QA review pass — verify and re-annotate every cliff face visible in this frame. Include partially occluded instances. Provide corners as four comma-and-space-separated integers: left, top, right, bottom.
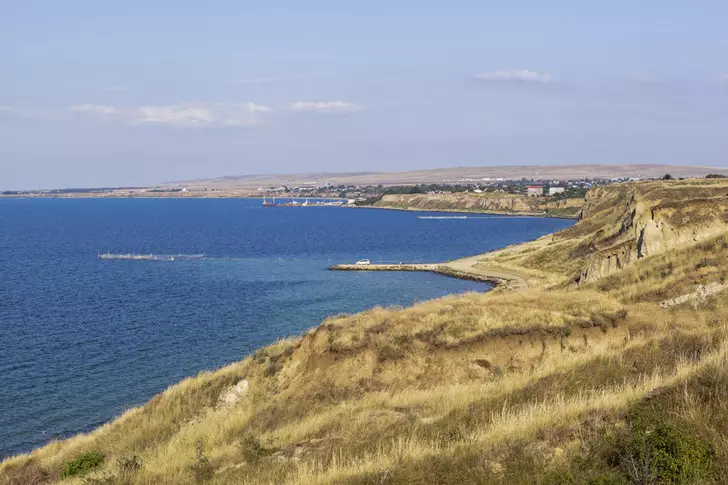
474, 179, 728, 286
373, 193, 583, 217
576, 181, 728, 283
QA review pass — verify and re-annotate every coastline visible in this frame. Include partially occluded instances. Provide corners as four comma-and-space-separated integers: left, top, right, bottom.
0, 194, 578, 220
330, 255, 530, 291
351, 203, 580, 220
9, 182, 728, 483
0, 195, 346, 201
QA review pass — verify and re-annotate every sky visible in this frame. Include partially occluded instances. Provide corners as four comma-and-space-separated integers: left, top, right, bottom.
2, 1, 727, 190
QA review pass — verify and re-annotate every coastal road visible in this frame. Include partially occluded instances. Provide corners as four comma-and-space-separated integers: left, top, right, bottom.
440, 255, 529, 291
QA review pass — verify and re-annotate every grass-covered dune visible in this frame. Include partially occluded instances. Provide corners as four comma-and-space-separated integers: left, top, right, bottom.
3, 179, 728, 485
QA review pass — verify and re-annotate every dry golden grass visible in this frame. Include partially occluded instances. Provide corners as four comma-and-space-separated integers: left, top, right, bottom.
4, 179, 728, 485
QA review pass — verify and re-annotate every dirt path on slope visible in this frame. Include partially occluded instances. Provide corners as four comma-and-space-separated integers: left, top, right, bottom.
440, 255, 530, 290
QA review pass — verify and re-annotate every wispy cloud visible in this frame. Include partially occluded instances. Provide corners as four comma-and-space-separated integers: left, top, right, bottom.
720, 73, 728, 84
69, 102, 272, 127
290, 101, 365, 115
474, 69, 554, 83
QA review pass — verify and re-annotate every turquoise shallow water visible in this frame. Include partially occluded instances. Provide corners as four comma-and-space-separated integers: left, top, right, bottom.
0, 198, 573, 458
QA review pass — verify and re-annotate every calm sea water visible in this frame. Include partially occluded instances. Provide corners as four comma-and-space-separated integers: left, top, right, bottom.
0, 198, 573, 458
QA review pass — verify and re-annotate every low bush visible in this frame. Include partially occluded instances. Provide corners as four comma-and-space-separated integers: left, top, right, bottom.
189, 440, 214, 483
239, 434, 277, 463
263, 360, 278, 377
61, 451, 105, 478
614, 411, 715, 484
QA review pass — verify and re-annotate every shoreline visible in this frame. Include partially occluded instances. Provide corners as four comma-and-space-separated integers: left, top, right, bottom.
352, 204, 580, 220
330, 257, 529, 291
0, 195, 578, 220
0, 195, 346, 201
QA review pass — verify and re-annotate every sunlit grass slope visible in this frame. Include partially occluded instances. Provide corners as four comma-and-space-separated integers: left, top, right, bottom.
3, 178, 728, 485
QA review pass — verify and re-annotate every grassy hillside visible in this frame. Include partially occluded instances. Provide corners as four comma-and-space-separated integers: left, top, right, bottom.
3, 179, 728, 485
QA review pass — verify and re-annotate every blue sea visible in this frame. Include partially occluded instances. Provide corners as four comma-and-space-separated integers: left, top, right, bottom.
0, 198, 573, 458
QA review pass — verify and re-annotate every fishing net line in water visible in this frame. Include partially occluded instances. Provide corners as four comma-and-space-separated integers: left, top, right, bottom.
96, 253, 333, 264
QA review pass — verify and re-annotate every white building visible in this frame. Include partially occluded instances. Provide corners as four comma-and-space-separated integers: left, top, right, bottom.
526, 185, 543, 197
548, 187, 565, 195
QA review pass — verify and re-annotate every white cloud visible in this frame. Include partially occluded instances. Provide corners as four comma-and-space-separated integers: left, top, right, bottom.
69, 102, 272, 127
720, 73, 728, 84
474, 69, 554, 83
71, 104, 121, 116
290, 100, 365, 115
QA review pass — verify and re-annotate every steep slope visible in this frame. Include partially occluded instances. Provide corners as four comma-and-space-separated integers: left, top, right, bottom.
3, 179, 728, 485
473, 179, 728, 287
577, 180, 728, 282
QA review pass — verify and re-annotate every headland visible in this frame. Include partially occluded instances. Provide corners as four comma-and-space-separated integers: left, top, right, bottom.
4, 178, 728, 485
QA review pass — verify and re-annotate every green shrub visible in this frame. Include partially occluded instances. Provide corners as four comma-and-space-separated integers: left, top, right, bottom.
615, 413, 715, 484
61, 451, 105, 478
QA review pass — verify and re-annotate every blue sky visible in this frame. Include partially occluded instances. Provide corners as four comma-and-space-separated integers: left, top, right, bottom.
2, 1, 727, 189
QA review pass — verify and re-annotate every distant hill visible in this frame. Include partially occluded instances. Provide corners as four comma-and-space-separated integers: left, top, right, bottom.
180, 164, 728, 188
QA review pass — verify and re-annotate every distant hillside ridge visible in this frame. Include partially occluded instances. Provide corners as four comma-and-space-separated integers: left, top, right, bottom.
182, 164, 728, 189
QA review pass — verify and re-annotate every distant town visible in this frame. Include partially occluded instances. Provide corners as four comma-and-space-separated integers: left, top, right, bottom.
7, 173, 726, 203
0, 169, 726, 201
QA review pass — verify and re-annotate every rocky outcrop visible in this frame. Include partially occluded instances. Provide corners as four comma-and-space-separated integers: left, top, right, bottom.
576, 181, 728, 283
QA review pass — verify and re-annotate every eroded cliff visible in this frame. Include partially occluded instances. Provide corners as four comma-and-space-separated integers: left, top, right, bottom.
372, 192, 583, 217
576, 181, 728, 282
